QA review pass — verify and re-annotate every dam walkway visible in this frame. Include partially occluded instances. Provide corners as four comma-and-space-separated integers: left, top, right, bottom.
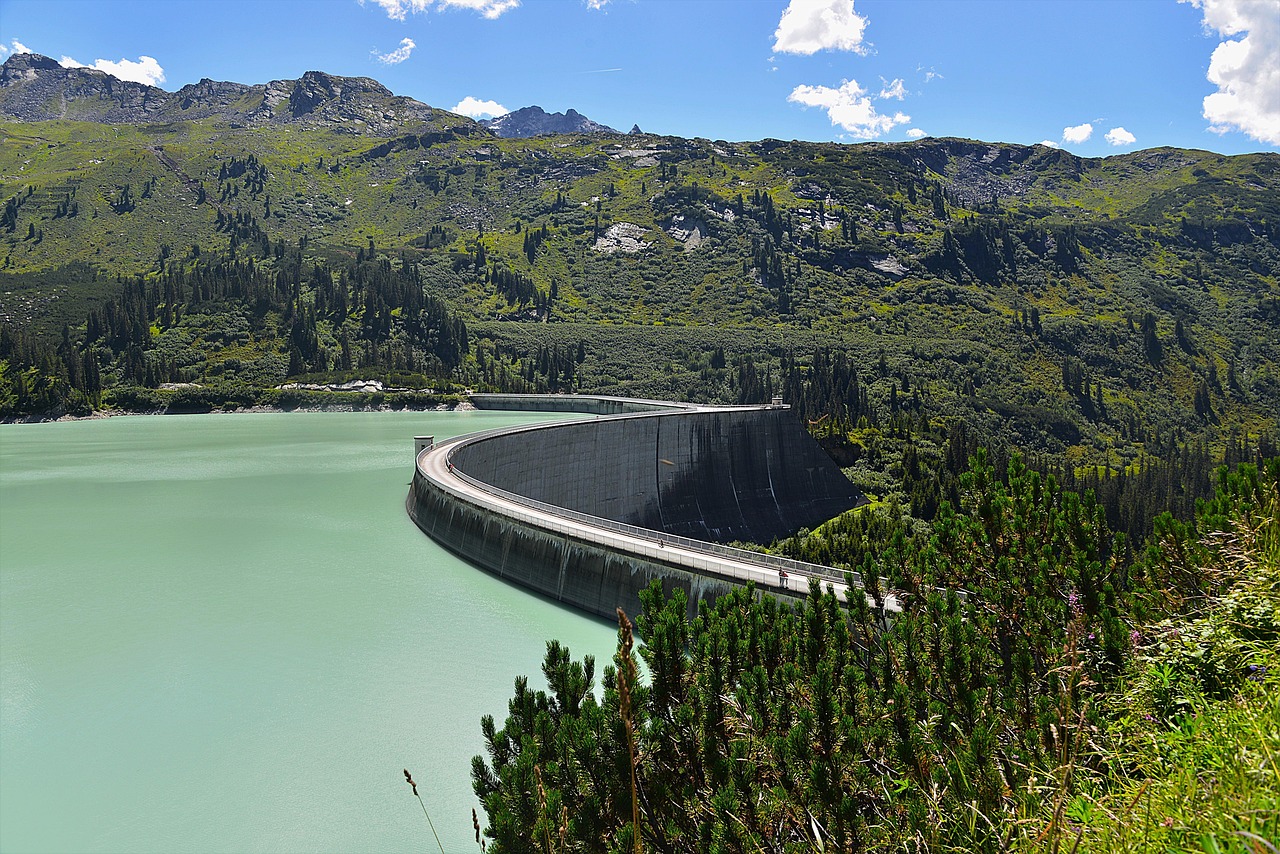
410, 396, 900, 620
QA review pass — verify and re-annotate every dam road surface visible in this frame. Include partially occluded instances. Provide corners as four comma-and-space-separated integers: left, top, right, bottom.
409, 394, 902, 620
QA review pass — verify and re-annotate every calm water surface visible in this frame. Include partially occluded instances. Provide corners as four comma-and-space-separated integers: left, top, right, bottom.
0, 410, 617, 853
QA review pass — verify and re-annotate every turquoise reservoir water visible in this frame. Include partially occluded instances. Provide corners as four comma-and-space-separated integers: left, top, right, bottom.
0, 411, 617, 853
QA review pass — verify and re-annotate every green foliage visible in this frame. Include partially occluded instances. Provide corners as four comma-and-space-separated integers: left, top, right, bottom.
1, 120, 1275, 539
472, 458, 1280, 853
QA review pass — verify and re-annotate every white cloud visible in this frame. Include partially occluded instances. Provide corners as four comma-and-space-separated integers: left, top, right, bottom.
585, 0, 611, 8
1039, 139, 1061, 148
1183, 0, 1280, 145
3, 39, 33, 58
773, 0, 869, 55
917, 64, 943, 83
906, 128, 927, 139
452, 96, 508, 118
59, 54, 165, 86
788, 79, 909, 138
878, 77, 907, 100
1105, 126, 1137, 146
373, 37, 416, 64
361, 0, 519, 20
1062, 122, 1094, 144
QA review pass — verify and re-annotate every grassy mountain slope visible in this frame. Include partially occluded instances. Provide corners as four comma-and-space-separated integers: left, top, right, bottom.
1, 59, 1276, 497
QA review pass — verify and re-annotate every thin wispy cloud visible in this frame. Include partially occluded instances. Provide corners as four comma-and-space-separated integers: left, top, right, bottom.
917, 65, 943, 83
373, 38, 416, 65
878, 77, 907, 100
773, 0, 869, 56
361, 0, 519, 21
579, 67, 623, 74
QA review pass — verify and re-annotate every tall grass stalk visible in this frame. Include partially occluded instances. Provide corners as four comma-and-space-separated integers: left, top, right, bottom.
403, 768, 446, 854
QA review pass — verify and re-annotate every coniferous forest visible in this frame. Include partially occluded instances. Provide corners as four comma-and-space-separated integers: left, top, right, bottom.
473, 458, 1279, 852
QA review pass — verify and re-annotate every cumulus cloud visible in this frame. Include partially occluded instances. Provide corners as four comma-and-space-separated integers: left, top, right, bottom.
905, 128, 927, 139
362, 0, 519, 20
585, 0, 611, 8
1105, 126, 1137, 146
59, 54, 165, 86
1039, 139, 1061, 148
788, 79, 909, 138
452, 96, 508, 118
1062, 122, 1094, 144
773, 0, 869, 55
1182, 0, 1279, 145
374, 37, 416, 64
878, 77, 907, 100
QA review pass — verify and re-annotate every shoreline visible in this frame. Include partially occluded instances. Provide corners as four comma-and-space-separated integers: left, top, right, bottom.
0, 399, 476, 425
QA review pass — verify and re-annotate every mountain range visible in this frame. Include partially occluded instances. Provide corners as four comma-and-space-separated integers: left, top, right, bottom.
1, 52, 1276, 493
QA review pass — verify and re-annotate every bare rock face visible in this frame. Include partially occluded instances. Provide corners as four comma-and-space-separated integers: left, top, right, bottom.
0, 52, 62, 80
666, 214, 708, 251
593, 222, 650, 254
173, 78, 254, 115
0, 53, 167, 122
482, 105, 618, 138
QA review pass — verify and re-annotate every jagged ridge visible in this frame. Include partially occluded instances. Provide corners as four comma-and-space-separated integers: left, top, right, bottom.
0, 53, 468, 136
482, 105, 617, 138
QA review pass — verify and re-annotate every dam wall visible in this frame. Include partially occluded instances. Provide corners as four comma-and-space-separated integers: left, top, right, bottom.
409, 474, 766, 622
450, 406, 862, 544
409, 397, 867, 621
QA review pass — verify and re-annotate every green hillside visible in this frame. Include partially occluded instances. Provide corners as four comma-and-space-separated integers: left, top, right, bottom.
1, 61, 1277, 538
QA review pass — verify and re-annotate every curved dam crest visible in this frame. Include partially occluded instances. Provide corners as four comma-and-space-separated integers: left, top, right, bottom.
408, 395, 867, 621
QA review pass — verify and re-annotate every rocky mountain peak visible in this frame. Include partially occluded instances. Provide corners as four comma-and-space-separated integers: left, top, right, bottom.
0, 52, 63, 80
0, 56, 466, 137
481, 104, 618, 138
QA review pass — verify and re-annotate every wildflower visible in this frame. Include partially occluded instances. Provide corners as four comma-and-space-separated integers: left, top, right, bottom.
1067, 591, 1082, 618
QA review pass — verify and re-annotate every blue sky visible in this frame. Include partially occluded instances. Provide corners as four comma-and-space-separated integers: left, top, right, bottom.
2, 0, 1276, 154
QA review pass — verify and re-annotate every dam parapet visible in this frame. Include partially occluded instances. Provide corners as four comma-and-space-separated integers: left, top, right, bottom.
409, 395, 876, 621
469, 393, 697, 415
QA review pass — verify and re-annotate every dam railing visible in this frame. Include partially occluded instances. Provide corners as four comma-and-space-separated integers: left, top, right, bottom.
436, 430, 864, 592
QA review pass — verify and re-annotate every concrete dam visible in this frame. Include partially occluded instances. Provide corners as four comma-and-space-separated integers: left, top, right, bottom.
407, 395, 869, 621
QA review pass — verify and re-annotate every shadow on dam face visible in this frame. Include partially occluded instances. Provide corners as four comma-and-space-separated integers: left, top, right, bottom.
409, 397, 866, 622
450, 405, 863, 544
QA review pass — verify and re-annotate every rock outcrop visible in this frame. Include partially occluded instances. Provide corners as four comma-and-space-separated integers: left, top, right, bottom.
0, 53, 468, 136
481, 105, 617, 138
